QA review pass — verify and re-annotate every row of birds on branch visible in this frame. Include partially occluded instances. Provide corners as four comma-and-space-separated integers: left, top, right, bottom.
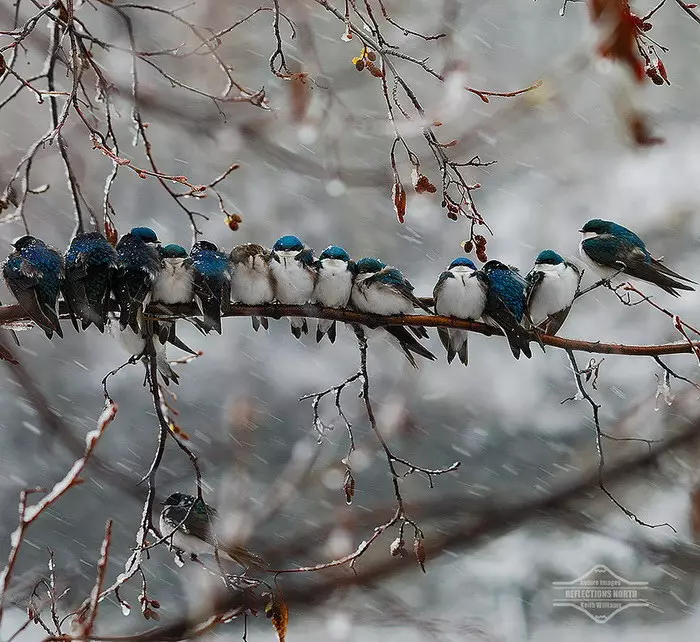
1, 219, 695, 373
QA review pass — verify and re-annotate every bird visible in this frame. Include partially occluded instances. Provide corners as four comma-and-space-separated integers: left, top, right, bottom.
525, 250, 582, 336
351, 257, 436, 368
3, 235, 64, 339
579, 219, 695, 296
189, 240, 230, 334
119, 321, 180, 386
433, 257, 487, 366
312, 245, 353, 343
229, 243, 274, 332
159, 492, 266, 569
62, 231, 119, 333
269, 235, 316, 339
480, 260, 532, 359
113, 227, 161, 333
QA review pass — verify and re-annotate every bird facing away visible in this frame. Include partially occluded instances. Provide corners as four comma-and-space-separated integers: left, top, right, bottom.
313, 245, 353, 343
269, 235, 316, 339
525, 250, 582, 336
481, 260, 532, 359
159, 492, 266, 570
433, 257, 487, 366
579, 219, 695, 296
351, 257, 436, 368
62, 231, 119, 333
190, 240, 231, 335
3, 236, 64, 339
229, 243, 274, 332
113, 227, 161, 333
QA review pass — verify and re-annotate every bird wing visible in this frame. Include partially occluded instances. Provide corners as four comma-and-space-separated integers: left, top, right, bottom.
432, 270, 453, 304
524, 269, 544, 313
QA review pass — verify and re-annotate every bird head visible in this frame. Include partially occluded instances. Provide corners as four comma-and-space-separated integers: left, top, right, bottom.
482, 260, 510, 274
160, 244, 188, 259
448, 257, 477, 271
319, 245, 350, 262
11, 235, 39, 251
353, 257, 386, 276
534, 250, 564, 265
579, 219, 613, 237
129, 227, 159, 244
192, 240, 219, 253
161, 492, 192, 507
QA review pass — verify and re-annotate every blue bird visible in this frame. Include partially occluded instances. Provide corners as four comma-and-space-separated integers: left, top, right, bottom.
113, 227, 161, 333
313, 245, 353, 343
525, 250, 581, 336
3, 236, 64, 339
351, 257, 435, 368
481, 260, 532, 359
269, 235, 316, 339
579, 219, 695, 296
433, 257, 487, 366
62, 231, 119, 333
190, 240, 230, 335
229, 243, 274, 332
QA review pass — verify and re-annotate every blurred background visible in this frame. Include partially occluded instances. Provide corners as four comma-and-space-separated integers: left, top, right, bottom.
2, 0, 700, 640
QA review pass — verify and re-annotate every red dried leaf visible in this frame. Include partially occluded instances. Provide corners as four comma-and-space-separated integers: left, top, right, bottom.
104, 217, 118, 247
392, 181, 407, 223
414, 537, 426, 572
266, 593, 289, 642
343, 469, 355, 505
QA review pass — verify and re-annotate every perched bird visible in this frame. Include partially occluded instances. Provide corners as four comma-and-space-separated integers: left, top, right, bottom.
3, 236, 64, 339
119, 321, 180, 386
579, 219, 695, 296
190, 240, 230, 334
113, 227, 161, 333
433, 257, 487, 366
525, 250, 581, 336
62, 231, 119, 333
152, 244, 194, 306
229, 243, 274, 332
481, 260, 532, 359
269, 235, 316, 339
159, 492, 266, 569
313, 245, 353, 343
351, 257, 436, 368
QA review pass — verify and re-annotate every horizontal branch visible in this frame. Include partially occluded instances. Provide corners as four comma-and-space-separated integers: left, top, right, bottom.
0, 302, 697, 358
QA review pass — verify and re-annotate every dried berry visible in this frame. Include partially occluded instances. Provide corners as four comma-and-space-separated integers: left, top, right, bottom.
355, 59, 365, 72
462, 240, 474, 253
366, 50, 377, 62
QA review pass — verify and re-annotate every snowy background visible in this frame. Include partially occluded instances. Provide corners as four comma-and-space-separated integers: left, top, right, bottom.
2, 0, 700, 640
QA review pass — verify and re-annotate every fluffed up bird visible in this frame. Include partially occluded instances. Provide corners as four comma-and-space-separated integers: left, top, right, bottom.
579, 219, 695, 296
351, 257, 436, 368
159, 492, 266, 569
269, 235, 316, 339
481, 260, 532, 359
433, 257, 487, 366
313, 245, 353, 343
113, 227, 161, 333
525, 250, 581, 336
3, 236, 64, 339
62, 231, 119, 333
229, 243, 274, 332
190, 240, 231, 335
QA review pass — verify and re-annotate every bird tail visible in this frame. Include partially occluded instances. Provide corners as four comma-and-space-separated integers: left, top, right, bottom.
198, 297, 223, 334
316, 318, 336, 343
224, 545, 267, 570
385, 326, 437, 368
642, 258, 696, 296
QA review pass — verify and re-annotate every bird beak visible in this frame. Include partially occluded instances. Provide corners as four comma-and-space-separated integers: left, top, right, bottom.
578, 229, 584, 233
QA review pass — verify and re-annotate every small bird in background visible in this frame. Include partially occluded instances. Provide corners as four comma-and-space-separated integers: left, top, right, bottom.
525, 250, 581, 336
113, 227, 161, 333
119, 320, 180, 385
351, 257, 436, 368
269, 235, 316, 339
433, 257, 487, 366
229, 243, 274, 332
159, 492, 266, 570
62, 231, 119, 333
481, 260, 532, 359
190, 240, 231, 334
3, 236, 64, 339
313, 245, 353, 343
579, 219, 695, 296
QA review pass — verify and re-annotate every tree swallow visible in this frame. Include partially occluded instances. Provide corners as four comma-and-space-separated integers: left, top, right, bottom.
313, 245, 353, 343
153, 244, 194, 306
119, 322, 180, 386
62, 231, 119, 333
113, 227, 161, 333
269, 235, 316, 339
3, 235, 64, 339
525, 250, 581, 336
579, 218, 695, 296
189, 240, 231, 335
351, 257, 436, 368
433, 257, 487, 366
229, 243, 274, 332
481, 260, 532, 359
159, 492, 265, 569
